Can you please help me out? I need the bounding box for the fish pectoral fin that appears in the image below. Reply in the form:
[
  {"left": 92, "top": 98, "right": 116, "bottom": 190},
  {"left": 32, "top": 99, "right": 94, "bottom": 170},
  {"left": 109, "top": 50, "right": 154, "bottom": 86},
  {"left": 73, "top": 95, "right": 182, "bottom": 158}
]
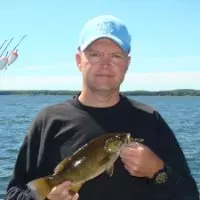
[
  {"left": 69, "top": 182, "right": 83, "bottom": 194},
  {"left": 53, "top": 157, "right": 71, "bottom": 175},
  {"left": 106, "top": 165, "right": 114, "bottom": 177}
]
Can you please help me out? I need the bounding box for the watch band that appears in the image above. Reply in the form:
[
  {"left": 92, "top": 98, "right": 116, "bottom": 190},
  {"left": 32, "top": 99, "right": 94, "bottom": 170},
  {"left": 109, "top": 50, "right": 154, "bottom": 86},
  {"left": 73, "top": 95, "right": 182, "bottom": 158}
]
[{"left": 152, "top": 164, "right": 169, "bottom": 184}]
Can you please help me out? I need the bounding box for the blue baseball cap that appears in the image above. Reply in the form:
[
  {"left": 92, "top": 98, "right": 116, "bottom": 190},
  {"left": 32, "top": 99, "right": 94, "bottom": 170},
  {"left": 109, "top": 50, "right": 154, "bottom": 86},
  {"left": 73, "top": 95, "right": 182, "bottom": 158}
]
[{"left": 78, "top": 15, "right": 131, "bottom": 53}]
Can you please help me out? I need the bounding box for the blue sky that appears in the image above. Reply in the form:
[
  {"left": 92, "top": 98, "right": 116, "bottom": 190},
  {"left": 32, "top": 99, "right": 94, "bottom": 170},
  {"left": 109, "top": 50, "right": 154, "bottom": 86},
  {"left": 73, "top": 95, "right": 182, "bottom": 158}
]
[{"left": 0, "top": 0, "right": 200, "bottom": 91}]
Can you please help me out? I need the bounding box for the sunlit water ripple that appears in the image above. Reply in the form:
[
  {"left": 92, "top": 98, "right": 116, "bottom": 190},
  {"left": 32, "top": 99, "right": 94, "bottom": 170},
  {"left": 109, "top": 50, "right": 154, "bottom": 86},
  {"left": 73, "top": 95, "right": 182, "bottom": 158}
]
[{"left": 0, "top": 95, "right": 199, "bottom": 199}]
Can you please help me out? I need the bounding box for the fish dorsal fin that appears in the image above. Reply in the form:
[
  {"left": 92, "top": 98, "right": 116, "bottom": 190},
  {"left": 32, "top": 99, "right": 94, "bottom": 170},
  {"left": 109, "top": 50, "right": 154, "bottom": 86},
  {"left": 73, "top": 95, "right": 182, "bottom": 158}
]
[
  {"left": 106, "top": 165, "right": 114, "bottom": 177},
  {"left": 53, "top": 157, "right": 71, "bottom": 175}
]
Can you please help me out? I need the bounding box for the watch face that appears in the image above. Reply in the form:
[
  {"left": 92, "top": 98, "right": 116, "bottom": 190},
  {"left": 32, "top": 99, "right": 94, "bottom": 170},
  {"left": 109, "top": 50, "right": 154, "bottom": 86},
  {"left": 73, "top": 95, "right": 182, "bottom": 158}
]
[{"left": 155, "top": 172, "right": 168, "bottom": 184}]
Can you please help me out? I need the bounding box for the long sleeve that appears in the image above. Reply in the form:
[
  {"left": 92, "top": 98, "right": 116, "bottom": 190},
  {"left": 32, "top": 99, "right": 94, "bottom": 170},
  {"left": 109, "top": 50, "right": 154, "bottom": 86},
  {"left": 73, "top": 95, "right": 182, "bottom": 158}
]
[
  {"left": 149, "top": 111, "right": 199, "bottom": 199},
  {"left": 5, "top": 113, "right": 44, "bottom": 200}
]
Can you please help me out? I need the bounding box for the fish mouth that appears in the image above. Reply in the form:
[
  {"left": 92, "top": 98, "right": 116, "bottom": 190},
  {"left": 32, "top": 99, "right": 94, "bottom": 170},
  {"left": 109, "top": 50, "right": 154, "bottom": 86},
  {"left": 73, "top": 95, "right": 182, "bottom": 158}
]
[{"left": 125, "top": 133, "right": 144, "bottom": 144}]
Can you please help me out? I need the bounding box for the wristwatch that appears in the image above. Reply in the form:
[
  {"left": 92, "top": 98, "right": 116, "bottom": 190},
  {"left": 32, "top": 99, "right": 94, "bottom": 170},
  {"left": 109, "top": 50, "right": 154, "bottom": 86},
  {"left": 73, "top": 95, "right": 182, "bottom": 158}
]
[{"left": 152, "top": 165, "right": 169, "bottom": 184}]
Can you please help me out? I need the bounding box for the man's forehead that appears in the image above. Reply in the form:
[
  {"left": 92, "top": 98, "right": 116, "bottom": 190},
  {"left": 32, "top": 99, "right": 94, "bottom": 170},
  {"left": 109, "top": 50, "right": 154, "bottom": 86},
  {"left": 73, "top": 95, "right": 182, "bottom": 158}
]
[{"left": 86, "top": 38, "right": 125, "bottom": 52}]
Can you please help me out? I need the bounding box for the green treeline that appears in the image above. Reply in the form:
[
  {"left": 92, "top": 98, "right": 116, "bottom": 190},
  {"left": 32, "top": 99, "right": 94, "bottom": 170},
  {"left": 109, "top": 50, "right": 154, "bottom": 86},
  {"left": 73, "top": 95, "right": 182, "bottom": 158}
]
[{"left": 0, "top": 89, "right": 200, "bottom": 96}]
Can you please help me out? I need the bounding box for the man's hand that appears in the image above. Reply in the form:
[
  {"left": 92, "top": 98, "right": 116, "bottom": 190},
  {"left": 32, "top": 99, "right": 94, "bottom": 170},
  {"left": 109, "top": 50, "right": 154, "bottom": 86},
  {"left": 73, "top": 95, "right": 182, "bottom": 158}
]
[
  {"left": 47, "top": 181, "right": 79, "bottom": 200},
  {"left": 120, "top": 142, "right": 164, "bottom": 178}
]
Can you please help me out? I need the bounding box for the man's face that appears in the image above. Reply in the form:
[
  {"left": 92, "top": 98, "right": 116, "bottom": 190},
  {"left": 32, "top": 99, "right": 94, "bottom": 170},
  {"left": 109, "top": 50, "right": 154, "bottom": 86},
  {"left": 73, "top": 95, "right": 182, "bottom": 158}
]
[{"left": 76, "top": 38, "right": 131, "bottom": 93}]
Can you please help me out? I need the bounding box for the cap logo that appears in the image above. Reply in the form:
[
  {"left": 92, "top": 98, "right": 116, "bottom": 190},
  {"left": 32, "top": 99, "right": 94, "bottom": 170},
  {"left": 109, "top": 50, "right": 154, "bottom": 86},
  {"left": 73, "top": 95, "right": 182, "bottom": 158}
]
[{"left": 96, "top": 21, "right": 115, "bottom": 34}]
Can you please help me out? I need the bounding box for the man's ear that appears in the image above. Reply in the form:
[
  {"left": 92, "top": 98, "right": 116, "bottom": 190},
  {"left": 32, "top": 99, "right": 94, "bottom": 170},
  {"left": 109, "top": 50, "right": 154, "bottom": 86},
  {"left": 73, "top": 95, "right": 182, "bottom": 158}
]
[
  {"left": 75, "top": 53, "right": 82, "bottom": 71},
  {"left": 128, "top": 56, "right": 131, "bottom": 66},
  {"left": 125, "top": 56, "right": 131, "bottom": 73}
]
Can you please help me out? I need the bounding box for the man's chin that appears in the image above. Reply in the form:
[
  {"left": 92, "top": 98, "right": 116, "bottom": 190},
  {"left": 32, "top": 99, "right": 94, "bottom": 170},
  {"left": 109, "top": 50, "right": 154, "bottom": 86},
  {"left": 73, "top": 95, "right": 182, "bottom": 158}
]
[{"left": 91, "top": 85, "right": 119, "bottom": 93}]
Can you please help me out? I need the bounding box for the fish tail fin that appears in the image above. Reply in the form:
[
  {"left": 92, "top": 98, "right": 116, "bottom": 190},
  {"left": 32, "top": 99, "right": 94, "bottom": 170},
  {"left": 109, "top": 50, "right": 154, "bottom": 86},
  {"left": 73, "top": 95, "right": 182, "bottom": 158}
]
[{"left": 27, "top": 176, "right": 52, "bottom": 200}]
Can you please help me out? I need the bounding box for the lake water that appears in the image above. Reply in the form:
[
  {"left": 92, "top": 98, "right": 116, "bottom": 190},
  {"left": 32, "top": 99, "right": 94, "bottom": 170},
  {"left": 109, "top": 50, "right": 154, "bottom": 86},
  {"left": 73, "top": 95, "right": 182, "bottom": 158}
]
[{"left": 0, "top": 95, "right": 200, "bottom": 199}]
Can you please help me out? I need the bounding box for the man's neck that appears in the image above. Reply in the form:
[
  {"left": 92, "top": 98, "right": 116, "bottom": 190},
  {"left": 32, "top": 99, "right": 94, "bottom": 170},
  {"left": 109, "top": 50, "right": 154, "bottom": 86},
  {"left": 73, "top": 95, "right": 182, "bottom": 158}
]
[{"left": 78, "top": 89, "right": 120, "bottom": 108}]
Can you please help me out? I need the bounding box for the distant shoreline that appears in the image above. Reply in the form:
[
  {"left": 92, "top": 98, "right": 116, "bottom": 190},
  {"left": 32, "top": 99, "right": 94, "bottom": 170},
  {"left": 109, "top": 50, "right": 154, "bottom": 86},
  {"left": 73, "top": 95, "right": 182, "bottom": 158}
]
[{"left": 0, "top": 89, "right": 200, "bottom": 96}]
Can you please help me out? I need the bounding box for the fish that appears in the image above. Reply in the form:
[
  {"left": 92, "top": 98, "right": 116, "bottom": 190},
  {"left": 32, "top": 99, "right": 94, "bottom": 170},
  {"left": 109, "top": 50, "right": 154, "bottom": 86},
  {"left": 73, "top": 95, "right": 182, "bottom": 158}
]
[{"left": 27, "top": 132, "right": 142, "bottom": 200}]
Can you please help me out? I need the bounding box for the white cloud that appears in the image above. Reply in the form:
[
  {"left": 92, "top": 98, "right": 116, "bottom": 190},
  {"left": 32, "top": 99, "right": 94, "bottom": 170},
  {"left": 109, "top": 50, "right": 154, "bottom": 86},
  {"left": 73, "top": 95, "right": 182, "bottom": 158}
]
[
  {"left": 131, "top": 56, "right": 200, "bottom": 70},
  {"left": 0, "top": 71, "right": 200, "bottom": 91},
  {"left": 0, "top": 74, "right": 82, "bottom": 90},
  {"left": 122, "top": 71, "right": 200, "bottom": 91},
  {"left": 23, "top": 61, "right": 77, "bottom": 71},
  {"left": 24, "top": 65, "right": 48, "bottom": 71}
]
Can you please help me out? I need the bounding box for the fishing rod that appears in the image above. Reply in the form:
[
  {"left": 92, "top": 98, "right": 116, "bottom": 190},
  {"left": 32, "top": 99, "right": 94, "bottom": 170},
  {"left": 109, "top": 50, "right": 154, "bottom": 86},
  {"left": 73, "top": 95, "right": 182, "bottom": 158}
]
[
  {"left": 0, "top": 37, "right": 14, "bottom": 57},
  {"left": 8, "top": 34, "right": 27, "bottom": 57},
  {"left": 0, "top": 40, "right": 7, "bottom": 51},
  {"left": 0, "top": 34, "right": 27, "bottom": 71}
]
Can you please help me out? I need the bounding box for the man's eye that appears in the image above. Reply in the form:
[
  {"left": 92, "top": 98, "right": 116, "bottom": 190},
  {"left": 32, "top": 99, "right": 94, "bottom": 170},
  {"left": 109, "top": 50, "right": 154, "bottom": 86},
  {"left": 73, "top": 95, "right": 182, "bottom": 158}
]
[
  {"left": 89, "top": 52, "right": 100, "bottom": 57},
  {"left": 112, "top": 54, "right": 124, "bottom": 59}
]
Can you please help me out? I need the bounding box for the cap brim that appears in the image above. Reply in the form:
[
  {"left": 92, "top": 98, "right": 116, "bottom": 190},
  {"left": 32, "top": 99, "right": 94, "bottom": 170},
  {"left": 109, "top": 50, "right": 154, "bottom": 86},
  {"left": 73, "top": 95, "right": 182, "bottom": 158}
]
[{"left": 80, "top": 35, "right": 130, "bottom": 53}]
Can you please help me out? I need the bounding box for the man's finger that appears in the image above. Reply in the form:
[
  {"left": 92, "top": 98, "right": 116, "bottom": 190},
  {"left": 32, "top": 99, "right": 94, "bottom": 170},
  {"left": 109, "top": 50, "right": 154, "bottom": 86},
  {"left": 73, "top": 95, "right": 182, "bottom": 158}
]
[
  {"left": 120, "top": 156, "right": 137, "bottom": 166},
  {"left": 72, "top": 193, "right": 79, "bottom": 200},
  {"left": 120, "top": 147, "right": 138, "bottom": 157},
  {"left": 47, "top": 181, "right": 71, "bottom": 197},
  {"left": 127, "top": 142, "right": 141, "bottom": 148}
]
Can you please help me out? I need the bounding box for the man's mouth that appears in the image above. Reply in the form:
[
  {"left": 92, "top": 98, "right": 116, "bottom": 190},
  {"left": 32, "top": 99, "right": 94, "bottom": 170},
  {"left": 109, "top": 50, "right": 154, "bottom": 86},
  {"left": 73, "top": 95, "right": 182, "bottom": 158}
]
[{"left": 96, "top": 74, "right": 113, "bottom": 77}]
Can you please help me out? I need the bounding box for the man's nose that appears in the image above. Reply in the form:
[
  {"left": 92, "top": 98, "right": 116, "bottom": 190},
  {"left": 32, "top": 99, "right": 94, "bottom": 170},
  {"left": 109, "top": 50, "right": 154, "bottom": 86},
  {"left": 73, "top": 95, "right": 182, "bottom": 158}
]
[{"left": 99, "top": 54, "right": 110, "bottom": 67}]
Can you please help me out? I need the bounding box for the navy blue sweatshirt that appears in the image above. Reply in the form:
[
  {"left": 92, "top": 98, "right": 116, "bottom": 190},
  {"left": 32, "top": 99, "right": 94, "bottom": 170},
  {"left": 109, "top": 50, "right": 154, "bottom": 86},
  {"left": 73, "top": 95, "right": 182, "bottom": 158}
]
[{"left": 5, "top": 94, "right": 199, "bottom": 200}]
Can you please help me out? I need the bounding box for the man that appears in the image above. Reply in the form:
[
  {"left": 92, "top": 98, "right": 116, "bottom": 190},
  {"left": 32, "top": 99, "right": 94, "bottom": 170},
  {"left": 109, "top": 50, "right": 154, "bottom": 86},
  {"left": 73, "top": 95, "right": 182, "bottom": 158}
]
[{"left": 5, "top": 15, "right": 199, "bottom": 200}]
